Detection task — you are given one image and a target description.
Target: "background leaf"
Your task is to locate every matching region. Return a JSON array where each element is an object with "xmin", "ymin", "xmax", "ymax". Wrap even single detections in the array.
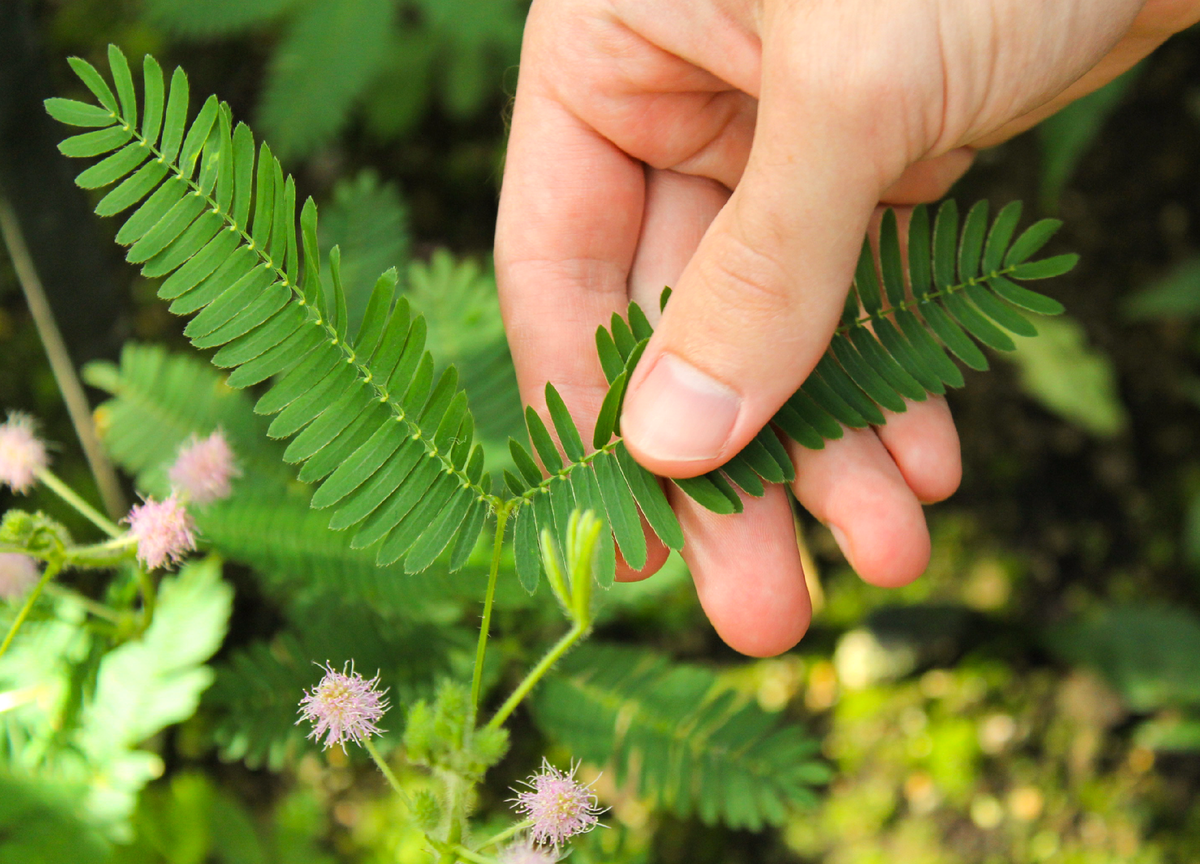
[
  {"xmin": 1003, "ymin": 314, "xmax": 1128, "ymax": 437},
  {"xmin": 0, "ymin": 771, "xmax": 108, "ymax": 864},
  {"xmin": 532, "ymin": 643, "xmax": 829, "ymax": 831},
  {"xmin": 1122, "ymin": 255, "xmax": 1200, "ymax": 320},
  {"xmin": 257, "ymin": 0, "xmax": 395, "ymax": 160},
  {"xmin": 1046, "ymin": 605, "xmax": 1200, "ymax": 712},
  {"xmin": 142, "ymin": 0, "xmax": 304, "ymax": 37}
]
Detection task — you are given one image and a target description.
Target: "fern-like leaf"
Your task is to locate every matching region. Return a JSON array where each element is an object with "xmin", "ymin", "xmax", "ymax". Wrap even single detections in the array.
[
  {"xmin": 51, "ymin": 47, "xmax": 491, "ymax": 575},
  {"xmin": 532, "ymin": 643, "xmax": 830, "ymax": 830},
  {"xmin": 85, "ymin": 344, "xmax": 516, "ymax": 616}
]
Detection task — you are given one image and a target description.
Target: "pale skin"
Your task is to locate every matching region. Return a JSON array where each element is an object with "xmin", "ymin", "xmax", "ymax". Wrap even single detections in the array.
[{"xmin": 495, "ymin": 0, "xmax": 1200, "ymax": 657}]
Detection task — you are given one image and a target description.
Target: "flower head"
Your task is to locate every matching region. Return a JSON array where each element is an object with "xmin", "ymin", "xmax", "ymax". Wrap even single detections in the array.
[
  {"xmin": 499, "ymin": 839, "xmax": 562, "ymax": 864},
  {"xmin": 168, "ymin": 429, "xmax": 240, "ymax": 505},
  {"xmin": 124, "ymin": 493, "xmax": 197, "ymax": 570},
  {"xmin": 0, "ymin": 553, "xmax": 39, "ymax": 601},
  {"xmin": 0, "ymin": 412, "xmax": 49, "ymax": 494},
  {"xmin": 297, "ymin": 661, "xmax": 389, "ymax": 750},
  {"xmin": 512, "ymin": 759, "xmax": 605, "ymax": 848}
]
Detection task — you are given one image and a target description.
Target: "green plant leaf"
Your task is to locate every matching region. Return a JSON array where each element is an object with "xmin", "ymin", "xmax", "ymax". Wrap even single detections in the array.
[
  {"xmin": 1045, "ymin": 604, "xmax": 1200, "ymax": 711},
  {"xmin": 533, "ymin": 643, "xmax": 829, "ymax": 830},
  {"xmin": 1003, "ymin": 314, "xmax": 1127, "ymax": 437}
]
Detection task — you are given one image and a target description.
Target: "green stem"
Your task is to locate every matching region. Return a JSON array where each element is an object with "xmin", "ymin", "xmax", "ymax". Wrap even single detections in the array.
[
  {"xmin": 837, "ymin": 265, "xmax": 1020, "ymax": 336},
  {"xmin": 453, "ymin": 846, "xmax": 499, "ymax": 864},
  {"xmin": 471, "ymin": 504, "xmax": 511, "ymax": 716},
  {"xmin": 486, "ymin": 623, "xmax": 588, "ymax": 732},
  {"xmin": 0, "ymin": 558, "xmax": 62, "ymax": 659},
  {"xmin": 477, "ymin": 821, "xmax": 532, "ymax": 851},
  {"xmin": 437, "ymin": 775, "xmax": 466, "ymax": 864},
  {"xmin": 136, "ymin": 567, "xmax": 156, "ymax": 629},
  {"xmin": 0, "ymin": 544, "xmax": 50, "ymax": 560},
  {"xmin": 42, "ymin": 583, "xmax": 123, "ymax": 623},
  {"xmin": 362, "ymin": 738, "xmax": 409, "ymax": 805},
  {"xmin": 36, "ymin": 468, "xmax": 122, "ymax": 538}
]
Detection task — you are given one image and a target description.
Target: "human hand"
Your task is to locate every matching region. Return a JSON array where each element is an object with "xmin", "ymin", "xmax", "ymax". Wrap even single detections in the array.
[{"xmin": 495, "ymin": 0, "xmax": 1200, "ymax": 656}]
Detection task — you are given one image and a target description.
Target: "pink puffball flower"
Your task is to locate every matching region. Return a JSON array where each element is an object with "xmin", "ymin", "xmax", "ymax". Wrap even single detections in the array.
[
  {"xmin": 0, "ymin": 412, "xmax": 49, "ymax": 494},
  {"xmin": 168, "ymin": 429, "xmax": 240, "ymax": 505},
  {"xmin": 297, "ymin": 661, "xmax": 389, "ymax": 751},
  {"xmin": 0, "ymin": 553, "xmax": 39, "ymax": 601},
  {"xmin": 124, "ymin": 493, "xmax": 197, "ymax": 570},
  {"xmin": 499, "ymin": 839, "xmax": 561, "ymax": 864},
  {"xmin": 512, "ymin": 759, "xmax": 605, "ymax": 848}
]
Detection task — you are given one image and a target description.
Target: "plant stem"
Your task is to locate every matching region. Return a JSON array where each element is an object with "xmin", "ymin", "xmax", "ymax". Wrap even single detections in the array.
[
  {"xmin": 471, "ymin": 504, "xmax": 510, "ymax": 716},
  {"xmin": 453, "ymin": 846, "xmax": 499, "ymax": 864},
  {"xmin": 0, "ymin": 195, "xmax": 126, "ymax": 521},
  {"xmin": 135, "ymin": 567, "xmax": 156, "ymax": 629},
  {"xmin": 42, "ymin": 583, "xmax": 122, "ymax": 623},
  {"xmin": 486, "ymin": 623, "xmax": 588, "ymax": 732},
  {"xmin": 438, "ymin": 775, "xmax": 466, "ymax": 864},
  {"xmin": 0, "ymin": 558, "xmax": 62, "ymax": 659},
  {"xmin": 362, "ymin": 738, "xmax": 409, "ymax": 805},
  {"xmin": 477, "ymin": 821, "xmax": 532, "ymax": 851},
  {"xmin": 36, "ymin": 468, "xmax": 122, "ymax": 538}
]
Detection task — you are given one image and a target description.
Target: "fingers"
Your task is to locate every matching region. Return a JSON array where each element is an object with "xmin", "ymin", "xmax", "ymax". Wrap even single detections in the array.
[
  {"xmin": 880, "ymin": 149, "xmax": 975, "ymax": 205},
  {"xmin": 495, "ymin": 87, "xmax": 644, "ymax": 426},
  {"xmin": 788, "ymin": 419, "xmax": 933, "ymax": 590},
  {"xmin": 874, "ymin": 396, "xmax": 962, "ymax": 505},
  {"xmin": 614, "ymin": 168, "xmax": 731, "ymax": 585},
  {"xmin": 619, "ymin": 11, "xmax": 922, "ymax": 479},
  {"xmin": 627, "ymin": 169, "xmax": 730, "ymax": 319},
  {"xmin": 614, "ymin": 512, "xmax": 671, "ymax": 583},
  {"xmin": 673, "ymin": 481, "xmax": 812, "ymax": 657}
]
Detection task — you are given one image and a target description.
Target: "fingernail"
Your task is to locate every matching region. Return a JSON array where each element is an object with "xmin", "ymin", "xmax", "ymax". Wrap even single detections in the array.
[{"xmin": 621, "ymin": 353, "xmax": 741, "ymax": 463}]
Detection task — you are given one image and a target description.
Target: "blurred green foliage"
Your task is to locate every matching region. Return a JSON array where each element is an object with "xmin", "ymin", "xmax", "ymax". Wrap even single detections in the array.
[
  {"xmin": 1003, "ymin": 315, "xmax": 1129, "ymax": 438},
  {"xmin": 140, "ymin": 0, "xmax": 527, "ymax": 160}
]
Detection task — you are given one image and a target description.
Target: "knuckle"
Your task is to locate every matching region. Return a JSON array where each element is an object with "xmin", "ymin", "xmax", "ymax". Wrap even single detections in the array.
[{"xmin": 698, "ymin": 230, "xmax": 796, "ymax": 320}]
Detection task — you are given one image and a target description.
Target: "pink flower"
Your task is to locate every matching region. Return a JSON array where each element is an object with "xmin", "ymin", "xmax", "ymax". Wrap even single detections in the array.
[
  {"xmin": 168, "ymin": 430, "xmax": 240, "ymax": 505},
  {"xmin": 512, "ymin": 759, "xmax": 605, "ymax": 848},
  {"xmin": 499, "ymin": 839, "xmax": 561, "ymax": 864},
  {"xmin": 0, "ymin": 553, "xmax": 39, "ymax": 601},
  {"xmin": 124, "ymin": 493, "xmax": 196, "ymax": 570},
  {"xmin": 0, "ymin": 413, "xmax": 49, "ymax": 494},
  {"xmin": 297, "ymin": 661, "xmax": 389, "ymax": 751}
]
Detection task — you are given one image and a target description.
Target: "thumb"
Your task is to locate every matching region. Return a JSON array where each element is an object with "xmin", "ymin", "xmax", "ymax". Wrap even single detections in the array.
[{"xmin": 620, "ymin": 45, "xmax": 907, "ymax": 477}]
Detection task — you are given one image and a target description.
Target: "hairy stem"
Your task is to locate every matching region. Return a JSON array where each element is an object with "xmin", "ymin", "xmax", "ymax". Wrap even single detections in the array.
[
  {"xmin": 486, "ymin": 622, "xmax": 589, "ymax": 732},
  {"xmin": 362, "ymin": 738, "xmax": 409, "ymax": 805},
  {"xmin": 36, "ymin": 468, "xmax": 122, "ymax": 538},
  {"xmin": 471, "ymin": 504, "xmax": 511, "ymax": 716},
  {"xmin": 0, "ymin": 195, "xmax": 127, "ymax": 521},
  {"xmin": 438, "ymin": 774, "xmax": 467, "ymax": 864},
  {"xmin": 0, "ymin": 558, "xmax": 62, "ymax": 659}
]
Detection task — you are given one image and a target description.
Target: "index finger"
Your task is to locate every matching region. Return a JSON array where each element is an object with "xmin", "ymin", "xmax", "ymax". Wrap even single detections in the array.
[{"xmin": 495, "ymin": 82, "xmax": 644, "ymax": 428}]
